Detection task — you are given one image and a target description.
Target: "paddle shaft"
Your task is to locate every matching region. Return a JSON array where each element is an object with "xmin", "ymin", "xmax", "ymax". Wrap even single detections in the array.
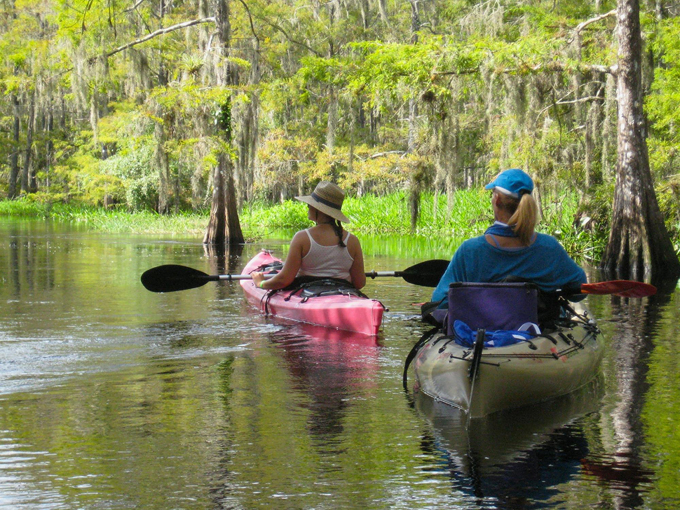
[
  {"xmin": 215, "ymin": 271, "xmax": 415, "ymax": 281},
  {"xmin": 141, "ymin": 259, "xmax": 450, "ymax": 293},
  {"xmin": 213, "ymin": 273, "xmax": 275, "ymax": 282},
  {"xmin": 466, "ymin": 329, "xmax": 486, "ymax": 428},
  {"xmin": 366, "ymin": 270, "xmax": 408, "ymax": 278}
]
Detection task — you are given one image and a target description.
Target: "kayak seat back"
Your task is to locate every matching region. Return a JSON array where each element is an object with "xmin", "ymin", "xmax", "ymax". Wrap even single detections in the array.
[
  {"xmin": 283, "ymin": 277, "xmax": 369, "ymax": 301},
  {"xmin": 446, "ymin": 282, "xmax": 538, "ymax": 336}
]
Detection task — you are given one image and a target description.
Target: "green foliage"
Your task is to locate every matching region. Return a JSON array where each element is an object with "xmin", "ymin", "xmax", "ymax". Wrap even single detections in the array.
[
  {"xmin": 648, "ymin": 18, "xmax": 680, "ymax": 183},
  {"xmin": 0, "ymin": 188, "xmax": 601, "ymax": 259},
  {"xmin": 255, "ymin": 129, "xmax": 318, "ymax": 198},
  {"xmin": 241, "ymin": 199, "xmax": 310, "ymax": 233},
  {"xmin": 656, "ymin": 176, "xmax": 680, "ymax": 255},
  {"xmin": 242, "ymin": 188, "xmax": 584, "ymax": 248},
  {"xmin": 101, "ymin": 143, "xmax": 157, "ymax": 210},
  {"xmin": 0, "ymin": 0, "xmax": 678, "ymax": 257}
]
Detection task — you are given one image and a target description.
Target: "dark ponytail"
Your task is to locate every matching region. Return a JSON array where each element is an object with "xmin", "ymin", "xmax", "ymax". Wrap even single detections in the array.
[{"xmin": 332, "ymin": 220, "xmax": 346, "ymax": 247}]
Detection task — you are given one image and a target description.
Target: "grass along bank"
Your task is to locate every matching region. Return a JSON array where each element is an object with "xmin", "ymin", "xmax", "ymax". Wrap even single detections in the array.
[{"xmin": 0, "ymin": 190, "xmax": 603, "ymax": 260}]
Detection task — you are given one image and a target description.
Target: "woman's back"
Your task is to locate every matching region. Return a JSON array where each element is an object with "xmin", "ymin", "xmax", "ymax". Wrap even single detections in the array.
[
  {"xmin": 431, "ymin": 169, "xmax": 586, "ymax": 305},
  {"xmin": 298, "ymin": 228, "xmax": 354, "ymax": 280}
]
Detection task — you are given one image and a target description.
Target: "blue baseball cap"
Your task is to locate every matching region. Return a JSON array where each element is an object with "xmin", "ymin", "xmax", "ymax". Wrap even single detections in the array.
[{"xmin": 485, "ymin": 169, "xmax": 534, "ymax": 198}]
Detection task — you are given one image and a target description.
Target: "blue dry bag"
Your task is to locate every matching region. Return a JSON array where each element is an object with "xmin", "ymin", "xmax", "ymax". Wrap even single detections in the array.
[{"xmin": 452, "ymin": 319, "xmax": 540, "ymax": 348}]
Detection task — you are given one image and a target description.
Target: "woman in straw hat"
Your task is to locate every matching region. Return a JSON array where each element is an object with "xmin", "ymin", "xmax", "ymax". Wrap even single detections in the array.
[{"xmin": 251, "ymin": 181, "xmax": 366, "ymax": 291}]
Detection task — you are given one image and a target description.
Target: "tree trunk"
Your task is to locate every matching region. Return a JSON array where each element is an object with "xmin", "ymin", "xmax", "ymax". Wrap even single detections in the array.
[
  {"xmin": 154, "ymin": 121, "xmax": 170, "ymax": 214},
  {"xmin": 601, "ymin": 0, "xmax": 680, "ymax": 284},
  {"xmin": 238, "ymin": 36, "xmax": 260, "ymax": 206},
  {"xmin": 446, "ymin": 117, "xmax": 459, "ymax": 217},
  {"xmin": 602, "ymin": 73, "xmax": 617, "ymax": 180},
  {"xmin": 370, "ymin": 108, "xmax": 379, "ymax": 145},
  {"xmin": 224, "ymin": 161, "xmax": 244, "ymax": 242},
  {"xmin": 203, "ymin": 154, "xmax": 244, "ymax": 244},
  {"xmin": 8, "ymin": 93, "xmax": 20, "ymax": 198},
  {"xmin": 584, "ymin": 100, "xmax": 600, "ymax": 189},
  {"xmin": 359, "ymin": 0, "xmax": 369, "ymax": 29},
  {"xmin": 46, "ymin": 100, "xmax": 54, "ymax": 192},
  {"xmin": 407, "ymin": 0, "xmax": 419, "ymax": 154},
  {"xmin": 326, "ymin": 86, "xmax": 337, "ymax": 154},
  {"xmin": 378, "ymin": 0, "xmax": 388, "ymax": 25},
  {"xmin": 21, "ymin": 90, "xmax": 35, "ymax": 194},
  {"xmin": 204, "ymin": 157, "xmax": 227, "ymax": 245},
  {"xmin": 204, "ymin": 0, "xmax": 244, "ymax": 245}
]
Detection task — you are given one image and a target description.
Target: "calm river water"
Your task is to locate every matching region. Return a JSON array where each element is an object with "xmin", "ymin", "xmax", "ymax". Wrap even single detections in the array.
[{"xmin": 0, "ymin": 219, "xmax": 678, "ymax": 509}]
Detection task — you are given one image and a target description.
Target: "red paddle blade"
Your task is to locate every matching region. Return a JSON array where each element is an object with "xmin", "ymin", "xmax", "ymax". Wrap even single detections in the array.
[{"xmin": 581, "ymin": 280, "xmax": 657, "ymax": 298}]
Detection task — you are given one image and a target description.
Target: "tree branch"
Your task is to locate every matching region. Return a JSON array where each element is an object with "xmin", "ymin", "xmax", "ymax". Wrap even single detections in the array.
[
  {"xmin": 253, "ymin": 16, "xmax": 323, "ymax": 57},
  {"xmin": 124, "ymin": 0, "xmax": 147, "ymax": 13},
  {"xmin": 574, "ymin": 9, "xmax": 616, "ymax": 36},
  {"xmin": 536, "ymin": 95, "xmax": 605, "ymax": 119},
  {"xmin": 102, "ymin": 17, "xmax": 216, "ymax": 59},
  {"xmin": 236, "ymin": 0, "xmax": 260, "ymax": 43},
  {"xmin": 433, "ymin": 61, "xmax": 613, "ymax": 78},
  {"xmin": 367, "ymin": 150, "xmax": 406, "ymax": 159}
]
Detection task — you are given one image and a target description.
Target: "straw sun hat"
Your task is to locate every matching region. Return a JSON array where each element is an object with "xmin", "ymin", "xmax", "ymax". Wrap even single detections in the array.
[{"xmin": 295, "ymin": 181, "xmax": 350, "ymax": 223}]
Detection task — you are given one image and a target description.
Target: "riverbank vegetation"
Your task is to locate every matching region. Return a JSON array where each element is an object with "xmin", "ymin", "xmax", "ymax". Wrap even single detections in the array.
[
  {"xmin": 1, "ymin": 0, "xmax": 680, "ymax": 268},
  {"xmin": 0, "ymin": 189, "xmax": 609, "ymax": 261}
]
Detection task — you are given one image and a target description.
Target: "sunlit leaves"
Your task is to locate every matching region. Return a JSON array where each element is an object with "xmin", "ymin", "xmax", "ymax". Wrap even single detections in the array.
[{"xmin": 648, "ymin": 18, "xmax": 680, "ymax": 145}]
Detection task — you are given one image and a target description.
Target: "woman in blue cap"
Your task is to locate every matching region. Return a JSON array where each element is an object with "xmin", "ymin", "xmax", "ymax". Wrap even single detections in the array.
[{"xmin": 431, "ymin": 168, "xmax": 587, "ymax": 305}]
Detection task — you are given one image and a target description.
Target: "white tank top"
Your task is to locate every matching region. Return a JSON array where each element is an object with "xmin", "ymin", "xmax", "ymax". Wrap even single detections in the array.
[{"xmin": 298, "ymin": 229, "xmax": 354, "ymax": 281}]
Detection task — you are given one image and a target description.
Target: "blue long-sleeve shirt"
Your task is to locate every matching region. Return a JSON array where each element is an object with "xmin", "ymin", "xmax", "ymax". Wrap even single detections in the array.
[{"xmin": 431, "ymin": 233, "xmax": 587, "ymax": 304}]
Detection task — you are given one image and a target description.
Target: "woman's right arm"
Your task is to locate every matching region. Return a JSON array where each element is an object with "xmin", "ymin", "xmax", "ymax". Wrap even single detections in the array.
[{"xmin": 431, "ymin": 257, "xmax": 456, "ymax": 303}]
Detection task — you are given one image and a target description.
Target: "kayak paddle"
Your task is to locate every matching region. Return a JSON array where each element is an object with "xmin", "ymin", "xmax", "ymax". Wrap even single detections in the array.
[
  {"xmin": 365, "ymin": 259, "xmax": 450, "ymax": 287},
  {"xmin": 141, "ymin": 259, "xmax": 451, "ymax": 293},
  {"xmin": 141, "ymin": 264, "xmax": 273, "ymax": 293},
  {"xmin": 411, "ymin": 279, "xmax": 658, "ymax": 308},
  {"xmin": 567, "ymin": 280, "xmax": 657, "ymax": 298}
]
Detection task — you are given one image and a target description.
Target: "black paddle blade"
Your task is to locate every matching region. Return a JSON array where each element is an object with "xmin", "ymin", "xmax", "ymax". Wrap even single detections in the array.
[
  {"xmin": 400, "ymin": 259, "xmax": 450, "ymax": 287},
  {"xmin": 141, "ymin": 264, "xmax": 212, "ymax": 293}
]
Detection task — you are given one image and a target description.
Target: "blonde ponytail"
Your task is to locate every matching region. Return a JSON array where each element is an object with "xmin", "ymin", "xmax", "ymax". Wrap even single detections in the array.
[
  {"xmin": 508, "ymin": 194, "xmax": 538, "ymax": 245},
  {"xmin": 496, "ymin": 192, "xmax": 538, "ymax": 246}
]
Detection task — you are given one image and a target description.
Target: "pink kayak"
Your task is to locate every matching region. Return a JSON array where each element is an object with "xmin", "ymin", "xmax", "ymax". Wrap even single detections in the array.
[{"xmin": 240, "ymin": 250, "xmax": 385, "ymax": 336}]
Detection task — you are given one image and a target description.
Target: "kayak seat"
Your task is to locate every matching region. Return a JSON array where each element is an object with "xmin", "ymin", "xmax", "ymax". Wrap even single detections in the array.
[
  {"xmin": 446, "ymin": 282, "xmax": 539, "ymax": 336},
  {"xmin": 248, "ymin": 262, "xmax": 366, "ymax": 300},
  {"xmin": 420, "ymin": 280, "xmax": 565, "ymax": 332},
  {"xmin": 282, "ymin": 277, "xmax": 369, "ymax": 302},
  {"xmin": 499, "ymin": 275, "xmax": 563, "ymax": 328}
]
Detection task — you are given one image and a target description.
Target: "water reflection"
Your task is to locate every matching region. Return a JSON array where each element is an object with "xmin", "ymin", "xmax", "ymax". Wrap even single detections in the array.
[
  {"xmin": 591, "ymin": 293, "xmax": 671, "ymax": 508},
  {"xmin": 5, "ymin": 221, "xmax": 57, "ymax": 298},
  {"xmin": 265, "ymin": 323, "xmax": 381, "ymax": 448},
  {"xmin": 2, "ymin": 220, "xmax": 680, "ymax": 508},
  {"xmin": 415, "ymin": 383, "xmax": 602, "ymax": 507}
]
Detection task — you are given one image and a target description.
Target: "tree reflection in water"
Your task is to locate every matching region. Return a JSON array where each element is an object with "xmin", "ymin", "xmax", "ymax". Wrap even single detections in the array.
[{"xmin": 587, "ymin": 294, "xmax": 669, "ymax": 509}]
